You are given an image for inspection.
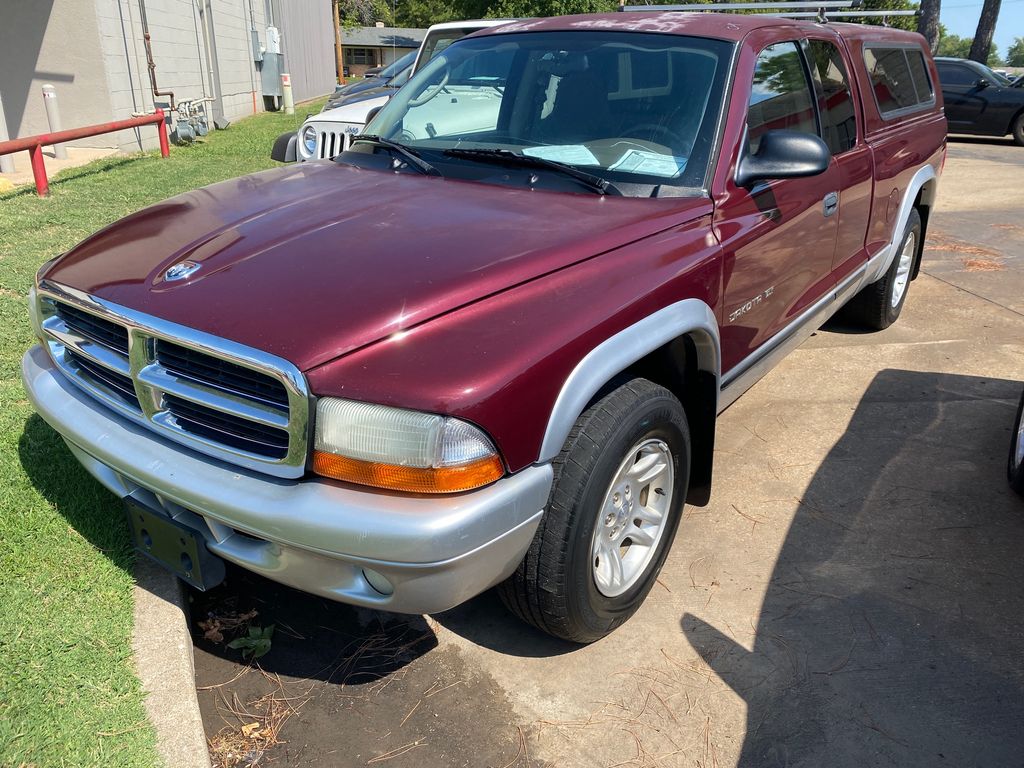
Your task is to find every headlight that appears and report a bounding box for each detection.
[300,125,318,156]
[312,398,504,494]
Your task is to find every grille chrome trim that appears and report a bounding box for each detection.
[36,280,311,479]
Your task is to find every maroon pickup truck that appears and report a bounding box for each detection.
[24,13,945,642]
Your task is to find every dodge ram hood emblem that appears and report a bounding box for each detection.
[164,260,201,281]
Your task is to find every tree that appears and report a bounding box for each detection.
[917,0,941,52]
[937,33,1002,66]
[840,0,917,32]
[969,0,1002,64]
[1007,37,1024,67]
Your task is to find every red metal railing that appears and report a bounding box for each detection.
[0,109,169,197]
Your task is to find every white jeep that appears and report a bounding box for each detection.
[271,19,512,163]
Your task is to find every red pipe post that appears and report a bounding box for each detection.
[156,108,169,158]
[28,144,48,197]
[0,110,169,197]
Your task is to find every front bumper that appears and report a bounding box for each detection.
[22,345,551,614]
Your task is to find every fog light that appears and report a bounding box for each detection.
[363,568,394,596]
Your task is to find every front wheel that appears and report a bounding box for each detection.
[842,207,922,330]
[1009,389,1024,498]
[1012,113,1024,147]
[498,378,690,643]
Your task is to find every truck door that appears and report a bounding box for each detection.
[714,40,840,373]
[804,37,872,281]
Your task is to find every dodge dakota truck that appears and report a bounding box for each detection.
[24,12,945,642]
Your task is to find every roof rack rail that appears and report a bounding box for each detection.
[618,0,917,25]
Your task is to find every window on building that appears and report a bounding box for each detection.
[345,48,377,66]
[747,42,817,154]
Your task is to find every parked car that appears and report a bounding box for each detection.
[934,57,1024,145]
[271,19,512,163]
[1011,389,1024,497]
[24,12,945,642]
[325,50,416,110]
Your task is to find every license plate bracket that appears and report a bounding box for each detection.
[125,497,225,591]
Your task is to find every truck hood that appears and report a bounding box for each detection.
[45,161,711,372]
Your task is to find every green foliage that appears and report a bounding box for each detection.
[938,33,973,59]
[0,98,324,768]
[394,0,614,27]
[937,34,1002,66]
[486,0,616,18]
[1007,37,1024,67]
[337,0,394,28]
[842,0,918,33]
[227,624,276,659]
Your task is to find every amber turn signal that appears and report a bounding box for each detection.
[312,451,505,494]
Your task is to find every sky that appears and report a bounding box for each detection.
[940,0,1023,57]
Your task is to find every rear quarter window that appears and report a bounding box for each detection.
[863,45,934,119]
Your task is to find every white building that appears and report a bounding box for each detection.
[0,0,336,151]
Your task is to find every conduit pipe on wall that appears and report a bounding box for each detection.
[138,0,176,110]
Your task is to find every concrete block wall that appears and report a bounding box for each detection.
[209,0,267,121]
[2,0,330,155]
[0,0,113,148]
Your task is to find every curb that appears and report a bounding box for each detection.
[133,557,212,768]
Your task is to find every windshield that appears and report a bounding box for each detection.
[365,31,733,193]
[976,62,1012,85]
[378,50,416,80]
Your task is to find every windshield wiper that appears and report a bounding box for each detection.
[352,135,441,177]
[442,148,615,195]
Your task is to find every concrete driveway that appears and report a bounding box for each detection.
[193,137,1024,768]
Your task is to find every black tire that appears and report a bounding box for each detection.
[841,207,922,331]
[1012,113,1024,148]
[498,378,690,643]
[1009,389,1024,498]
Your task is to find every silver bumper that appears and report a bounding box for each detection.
[22,345,551,614]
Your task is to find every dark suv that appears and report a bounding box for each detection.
[935,56,1024,145]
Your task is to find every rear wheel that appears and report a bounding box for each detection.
[1009,389,1024,498]
[1012,113,1024,147]
[498,379,690,643]
[842,207,921,331]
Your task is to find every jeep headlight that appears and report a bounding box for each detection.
[312,398,504,494]
[300,125,318,157]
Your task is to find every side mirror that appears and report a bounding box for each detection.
[976,78,990,89]
[735,130,831,187]
[365,105,384,124]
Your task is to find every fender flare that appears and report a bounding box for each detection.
[864,163,938,285]
[538,299,721,463]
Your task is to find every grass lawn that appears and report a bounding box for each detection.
[0,100,323,767]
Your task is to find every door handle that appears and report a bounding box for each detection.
[823,191,839,217]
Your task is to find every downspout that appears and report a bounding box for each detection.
[199,0,228,127]
[138,0,176,110]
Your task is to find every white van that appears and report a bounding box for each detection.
[271,19,513,163]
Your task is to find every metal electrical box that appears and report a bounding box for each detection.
[259,25,283,97]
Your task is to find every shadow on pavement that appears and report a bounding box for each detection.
[947,135,1019,146]
[684,369,1024,766]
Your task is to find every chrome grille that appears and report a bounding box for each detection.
[156,340,289,408]
[37,282,310,479]
[65,349,140,408]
